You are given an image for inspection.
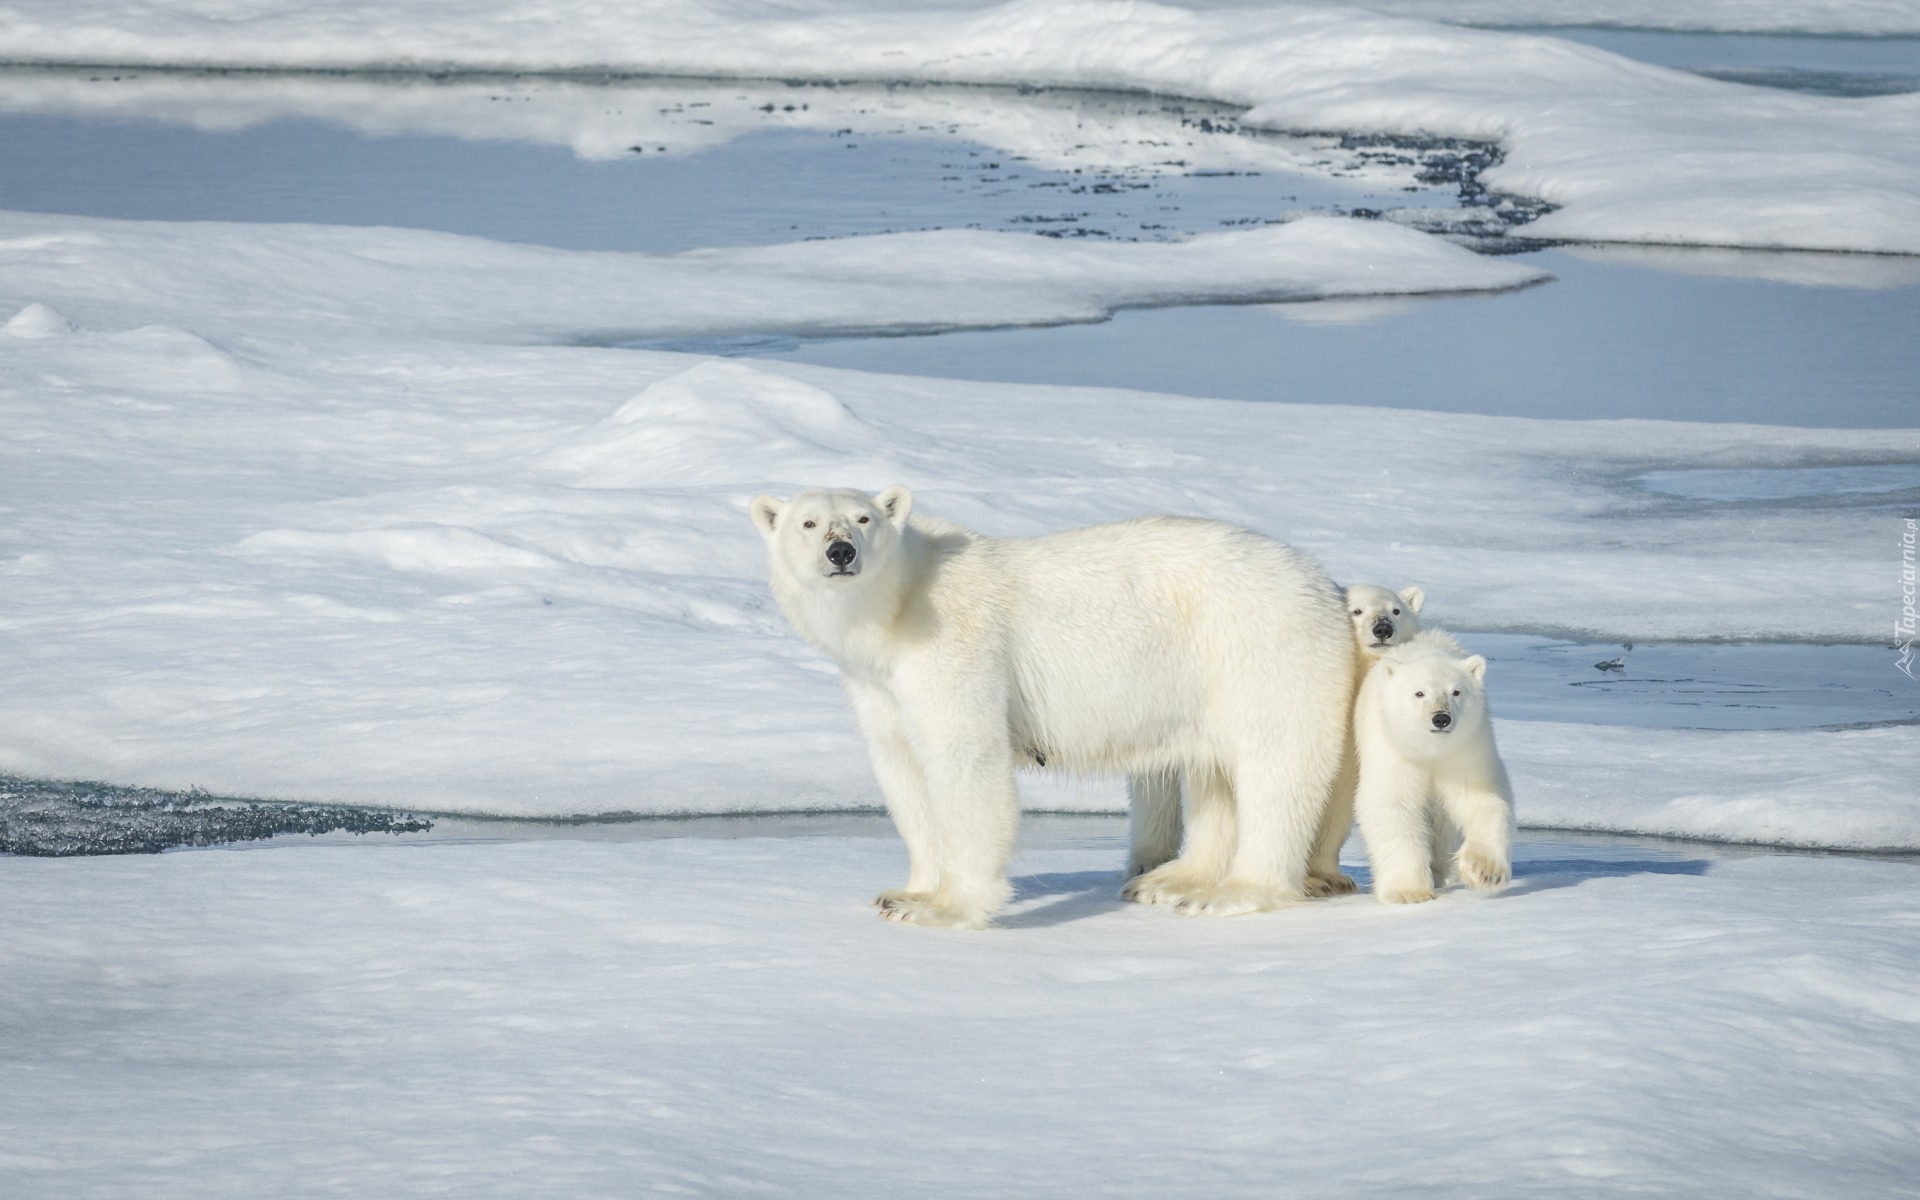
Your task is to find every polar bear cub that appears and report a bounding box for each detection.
[1301,584,1426,894]
[1352,628,1514,905]
[750,485,1353,929]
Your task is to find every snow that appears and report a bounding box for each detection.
[1,835,1916,1198]
[1307,0,1920,35]
[3,1,1919,254]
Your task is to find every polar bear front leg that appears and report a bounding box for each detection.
[1125,770,1183,880]
[877,695,1019,929]
[1124,765,1234,905]
[846,681,940,907]
[1354,760,1439,905]
[1437,763,1514,893]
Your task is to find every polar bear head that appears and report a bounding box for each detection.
[750,485,914,588]
[1344,584,1424,655]
[1372,642,1489,760]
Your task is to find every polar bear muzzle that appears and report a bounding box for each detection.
[826,538,857,574]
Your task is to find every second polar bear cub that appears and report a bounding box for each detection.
[1304,582,1428,892]
[1353,628,1515,905]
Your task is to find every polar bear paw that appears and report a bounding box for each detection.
[1375,882,1436,905]
[873,887,934,909]
[1173,881,1299,917]
[1458,847,1511,892]
[1305,871,1358,897]
[1121,862,1212,906]
[876,893,993,930]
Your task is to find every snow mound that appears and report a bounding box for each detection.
[2,301,73,338]
[538,361,905,490]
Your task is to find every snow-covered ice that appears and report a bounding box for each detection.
[1,835,1916,1198]
[4,0,1918,253]
[2,324,1913,843]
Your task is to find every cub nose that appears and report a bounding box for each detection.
[1372,619,1395,642]
[1431,711,1452,730]
[826,539,857,568]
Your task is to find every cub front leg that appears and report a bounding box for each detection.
[1354,759,1439,905]
[1437,759,1515,894]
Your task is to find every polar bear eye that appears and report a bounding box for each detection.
[1351,608,1363,616]
[1391,608,1401,616]
[1414,690,1425,698]
[802,520,816,529]
[857,515,870,524]
[1452,689,1461,697]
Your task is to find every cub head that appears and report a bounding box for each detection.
[1374,649,1488,754]
[749,485,913,587]
[1345,584,1424,655]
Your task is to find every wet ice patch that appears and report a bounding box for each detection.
[1472,634,1920,729]
[1636,464,1920,502]
[0,775,430,856]
[537,360,907,489]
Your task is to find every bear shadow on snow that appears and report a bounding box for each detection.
[998,869,1137,929]
[993,856,1713,927]
[1497,856,1712,898]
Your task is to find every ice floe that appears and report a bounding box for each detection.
[3,0,1917,253]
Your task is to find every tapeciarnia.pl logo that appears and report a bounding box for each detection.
[1899,518,1917,680]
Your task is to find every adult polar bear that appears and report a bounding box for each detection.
[750,485,1353,928]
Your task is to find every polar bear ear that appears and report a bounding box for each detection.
[749,495,785,539]
[875,484,914,528]
[1399,586,1425,614]
[1463,654,1486,682]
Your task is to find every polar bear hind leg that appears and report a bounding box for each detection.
[1174,748,1325,916]
[1125,769,1183,880]
[1123,765,1236,905]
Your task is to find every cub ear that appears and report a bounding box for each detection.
[874,484,914,527]
[1463,654,1486,682]
[749,495,784,539]
[1399,586,1425,614]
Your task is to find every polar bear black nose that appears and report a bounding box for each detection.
[826,539,857,568]
[1431,711,1452,730]
[1372,619,1395,642]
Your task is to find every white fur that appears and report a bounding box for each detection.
[1352,628,1515,905]
[1302,584,1427,895]
[751,486,1353,928]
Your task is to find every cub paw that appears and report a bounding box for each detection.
[1305,871,1358,897]
[1458,847,1511,892]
